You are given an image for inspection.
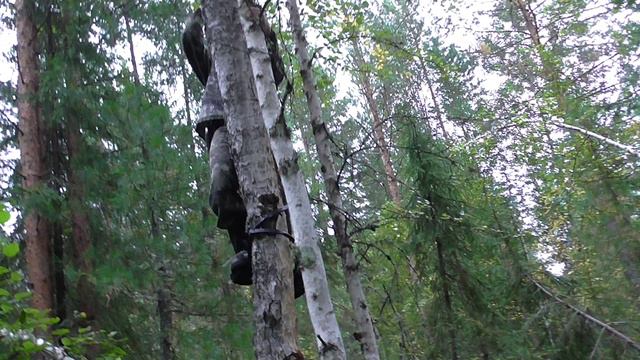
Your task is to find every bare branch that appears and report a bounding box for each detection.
[531,278,640,352]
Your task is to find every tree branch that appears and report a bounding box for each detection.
[530,278,640,352]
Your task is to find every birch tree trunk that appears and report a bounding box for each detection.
[285,1,380,358]
[202,1,302,358]
[16,0,54,312]
[238,2,345,359]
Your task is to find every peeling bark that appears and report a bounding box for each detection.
[202,1,301,358]
[239,2,345,358]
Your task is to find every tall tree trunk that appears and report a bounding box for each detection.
[142,139,176,357]
[179,56,196,154]
[16,0,54,312]
[157,266,176,360]
[512,0,566,111]
[124,8,141,85]
[435,238,458,360]
[66,114,97,320]
[239,3,346,359]
[417,56,450,141]
[48,127,66,321]
[352,43,401,205]
[54,2,99,323]
[286,1,380,358]
[51,217,66,320]
[44,7,66,321]
[203,1,301,358]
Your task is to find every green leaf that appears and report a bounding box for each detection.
[22,340,39,351]
[14,291,32,301]
[0,205,9,224]
[10,271,23,283]
[2,243,19,258]
[52,328,70,336]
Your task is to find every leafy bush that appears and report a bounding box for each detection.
[0,204,126,359]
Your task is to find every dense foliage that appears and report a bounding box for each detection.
[1,0,638,358]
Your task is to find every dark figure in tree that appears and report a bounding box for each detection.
[182,7,284,88]
[183,6,303,298]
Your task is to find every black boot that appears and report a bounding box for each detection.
[230,250,305,299]
[230,250,252,285]
[293,267,305,299]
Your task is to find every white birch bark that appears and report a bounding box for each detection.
[285,0,381,358]
[238,2,346,359]
[549,120,640,159]
[202,1,301,358]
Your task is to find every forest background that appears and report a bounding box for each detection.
[1,0,639,358]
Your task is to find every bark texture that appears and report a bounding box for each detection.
[286,1,380,358]
[66,114,96,319]
[16,0,54,312]
[239,2,345,358]
[157,266,177,360]
[202,1,301,358]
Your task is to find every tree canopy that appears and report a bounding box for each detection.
[1,0,639,358]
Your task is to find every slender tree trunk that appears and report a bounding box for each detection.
[51,217,66,320]
[66,114,97,320]
[239,3,345,359]
[435,238,458,360]
[203,1,301,358]
[286,1,380,358]
[46,106,66,322]
[417,56,450,141]
[157,266,176,360]
[44,7,67,321]
[16,0,54,312]
[352,43,401,205]
[142,144,174,356]
[124,8,141,85]
[512,0,566,110]
[179,56,196,154]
